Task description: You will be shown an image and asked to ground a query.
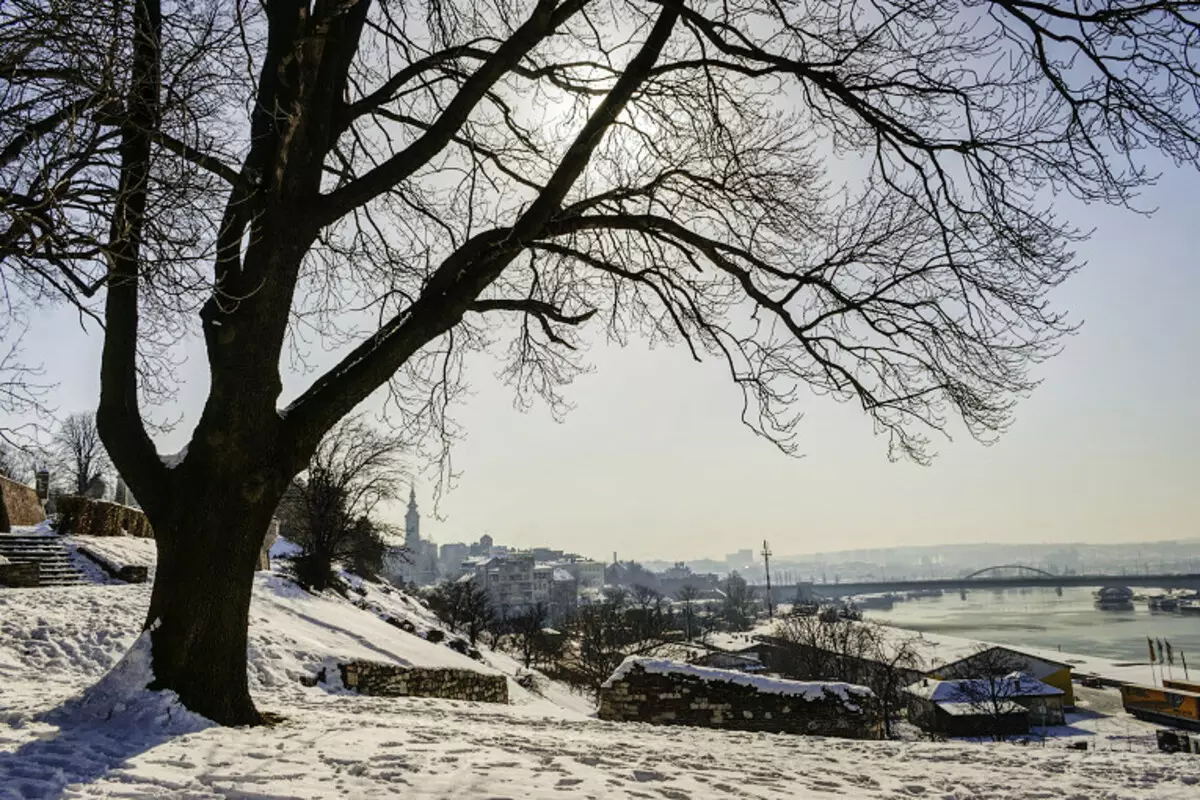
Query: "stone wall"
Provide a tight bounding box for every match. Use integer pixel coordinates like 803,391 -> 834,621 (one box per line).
55,496 -> 153,538
75,546 -> 150,583
0,475 -> 45,531
0,561 -> 39,587
599,659 -> 882,740
339,660 -> 509,704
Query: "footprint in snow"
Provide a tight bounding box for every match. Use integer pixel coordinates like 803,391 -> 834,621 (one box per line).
808,779 -> 842,792
633,769 -> 667,783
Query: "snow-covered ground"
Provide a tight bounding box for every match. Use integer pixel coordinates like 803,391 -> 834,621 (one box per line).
2,570 -> 1199,798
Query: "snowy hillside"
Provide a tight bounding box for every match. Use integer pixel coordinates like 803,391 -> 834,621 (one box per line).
1,572 -> 1199,798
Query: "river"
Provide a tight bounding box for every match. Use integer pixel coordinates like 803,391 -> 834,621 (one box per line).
864,586 -> 1200,667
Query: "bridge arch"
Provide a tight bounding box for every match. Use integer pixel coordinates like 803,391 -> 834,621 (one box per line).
962,564 -> 1058,580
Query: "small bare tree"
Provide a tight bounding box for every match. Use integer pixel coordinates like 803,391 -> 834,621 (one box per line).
0,319 -> 50,453
461,582 -> 497,648
277,416 -> 406,590
427,580 -> 470,634
507,601 -> 551,668
722,571 -> 756,630
0,442 -> 19,480
677,585 -> 700,641
772,616 -> 924,737
53,412 -> 110,495
944,646 -> 1029,741
860,627 -> 925,738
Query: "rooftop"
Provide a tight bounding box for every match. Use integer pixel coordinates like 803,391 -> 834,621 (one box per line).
905,674 -> 1064,703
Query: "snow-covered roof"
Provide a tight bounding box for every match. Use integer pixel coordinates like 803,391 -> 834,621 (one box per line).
931,646 -> 1071,679
552,568 -> 574,582
905,674 -> 1063,702
938,701 -> 1027,717
603,657 -> 873,703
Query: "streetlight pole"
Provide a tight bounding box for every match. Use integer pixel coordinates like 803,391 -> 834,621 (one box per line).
761,540 -> 774,618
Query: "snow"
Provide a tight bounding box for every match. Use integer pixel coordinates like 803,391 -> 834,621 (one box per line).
2,573 -> 1199,797
268,535 -> 304,560
938,700 -> 1027,717
67,536 -> 157,572
605,657 -> 875,703
906,675 -> 1063,702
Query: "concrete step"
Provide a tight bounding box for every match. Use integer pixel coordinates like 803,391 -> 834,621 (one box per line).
0,534 -> 86,587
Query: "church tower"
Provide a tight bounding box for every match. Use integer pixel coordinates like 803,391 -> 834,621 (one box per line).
405,486 -> 420,549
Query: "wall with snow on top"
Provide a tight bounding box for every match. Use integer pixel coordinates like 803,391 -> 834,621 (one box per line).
600,658 -> 882,739
339,660 -> 509,703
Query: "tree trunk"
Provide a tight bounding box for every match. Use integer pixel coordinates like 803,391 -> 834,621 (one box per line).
142,495 -> 276,726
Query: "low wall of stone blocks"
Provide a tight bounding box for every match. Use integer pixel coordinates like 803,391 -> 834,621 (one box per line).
76,546 -> 150,583
55,496 -> 153,538
0,561 -> 39,587
339,660 -> 509,704
599,661 -> 882,740
0,476 -> 44,531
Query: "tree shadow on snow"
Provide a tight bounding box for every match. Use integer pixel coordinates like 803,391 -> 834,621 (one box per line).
0,704 -> 193,800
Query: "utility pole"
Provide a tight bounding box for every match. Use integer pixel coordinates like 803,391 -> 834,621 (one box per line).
761,540 -> 774,618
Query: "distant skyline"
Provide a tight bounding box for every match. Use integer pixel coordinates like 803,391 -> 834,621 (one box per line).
14,167 -> 1199,562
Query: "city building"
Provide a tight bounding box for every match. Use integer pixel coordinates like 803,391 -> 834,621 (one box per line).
725,549 -> 755,569
439,542 -> 470,580
904,675 -> 1065,735
469,534 -> 495,557
560,559 -> 605,589
930,646 -> 1076,708
466,551 -> 580,624
474,552 -> 535,616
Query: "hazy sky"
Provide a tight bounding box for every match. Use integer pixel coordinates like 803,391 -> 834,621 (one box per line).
17,166 -> 1199,562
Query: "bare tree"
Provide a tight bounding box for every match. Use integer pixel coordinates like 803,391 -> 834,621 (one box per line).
942,646 -> 1029,741
277,415 -> 406,590
0,317 -> 51,452
677,585 -> 700,641
506,601 -> 552,668
563,589 -> 638,700
629,584 -> 670,642
461,582 -> 497,648
722,571 -> 756,630
860,627 -> 925,739
771,616 -> 924,737
5,0 -> 1200,724
427,580 -> 471,635
53,412 -> 110,495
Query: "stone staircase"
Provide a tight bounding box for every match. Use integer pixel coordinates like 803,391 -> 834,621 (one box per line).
0,533 -> 86,586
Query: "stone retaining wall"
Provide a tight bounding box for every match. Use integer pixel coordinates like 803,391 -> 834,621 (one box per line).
0,476 -> 45,531
56,496 -> 153,538
599,659 -> 882,739
0,561 -> 39,587
76,546 -> 150,583
339,660 -> 509,704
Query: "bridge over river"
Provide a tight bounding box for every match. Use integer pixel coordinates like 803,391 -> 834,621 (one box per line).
755,566 -> 1200,603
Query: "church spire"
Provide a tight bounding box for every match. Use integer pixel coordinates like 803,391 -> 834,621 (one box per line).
405,485 -> 420,548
